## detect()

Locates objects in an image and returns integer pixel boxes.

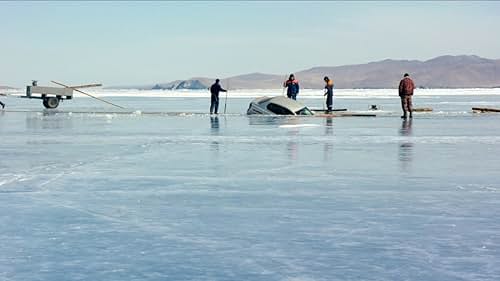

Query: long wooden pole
[51,81,125,109]
[69,83,102,89]
[224,79,229,114]
[282,75,286,96]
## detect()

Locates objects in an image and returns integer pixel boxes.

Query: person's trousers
[287,93,297,100]
[326,94,333,111]
[210,94,219,114]
[400,95,413,116]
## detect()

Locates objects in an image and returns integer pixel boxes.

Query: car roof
[267,96,307,112]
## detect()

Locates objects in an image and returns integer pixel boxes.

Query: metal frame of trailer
[22,85,74,109]
[20,81,103,109]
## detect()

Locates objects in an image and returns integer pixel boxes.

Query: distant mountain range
[110,55,500,90]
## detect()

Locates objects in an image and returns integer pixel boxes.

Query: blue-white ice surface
[1,93,499,281]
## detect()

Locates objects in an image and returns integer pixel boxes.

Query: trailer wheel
[43,97,60,109]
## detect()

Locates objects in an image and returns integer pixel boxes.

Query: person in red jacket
[398,73,415,119]
[283,74,300,100]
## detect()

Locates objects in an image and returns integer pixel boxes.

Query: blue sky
[1,1,499,87]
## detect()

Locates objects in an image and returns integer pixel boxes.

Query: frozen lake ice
[1,89,499,280]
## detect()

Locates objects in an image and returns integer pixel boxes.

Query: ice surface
[0,90,499,281]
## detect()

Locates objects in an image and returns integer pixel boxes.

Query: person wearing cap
[398,73,416,119]
[209,78,227,114]
[323,76,334,112]
[283,74,300,100]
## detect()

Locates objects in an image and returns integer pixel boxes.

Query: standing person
[209,79,227,114]
[283,74,299,100]
[323,76,334,112]
[398,73,415,119]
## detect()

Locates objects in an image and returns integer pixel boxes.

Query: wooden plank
[472,107,500,113]
[339,113,377,117]
[412,107,433,112]
[314,112,376,117]
[310,108,348,112]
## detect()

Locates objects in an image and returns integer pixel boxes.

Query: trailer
[23,85,73,109]
[21,81,102,109]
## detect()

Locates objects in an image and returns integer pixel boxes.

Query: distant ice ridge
[5,88,500,98]
[83,88,500,98]
[84,88,500,98]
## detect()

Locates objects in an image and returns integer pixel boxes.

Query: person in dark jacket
[323,76,334,112]
[398,73,415,119]
[283,74,299,100]
[209,79,227,114]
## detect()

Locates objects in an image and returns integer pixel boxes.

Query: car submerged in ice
[247,96,314,116]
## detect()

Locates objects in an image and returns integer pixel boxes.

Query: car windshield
[296,107,314,116]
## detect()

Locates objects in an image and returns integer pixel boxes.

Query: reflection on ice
[25,112,73,130]
[399,119,414,171]
[210,116,220,130]
[286,126,299,161]
[247,115,289,126]
[210,116,220,154]
[323,116,334,161]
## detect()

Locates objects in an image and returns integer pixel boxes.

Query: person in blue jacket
[283,74,300,100]
[209,79,227,114]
